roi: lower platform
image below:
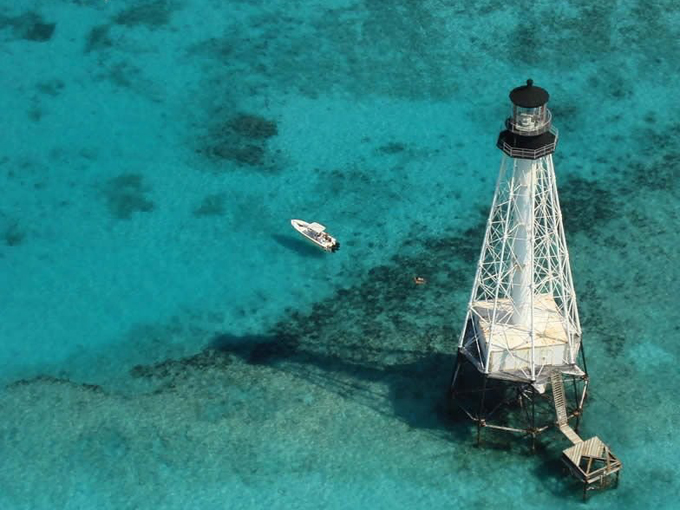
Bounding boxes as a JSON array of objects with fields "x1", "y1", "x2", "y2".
[
  {"x1": 562, "y1": 436, "x2": 622, "y2": 499},
  {"x1": 471, "y1": 294, "x2": 575, "y2": 375}
]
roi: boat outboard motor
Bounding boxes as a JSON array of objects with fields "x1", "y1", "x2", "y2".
[{"x1": 332, "y1": 242, "x2": 340, "y2": 252}]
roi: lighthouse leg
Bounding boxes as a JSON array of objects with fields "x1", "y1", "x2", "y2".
[
  {"x1": 530, "y1": 385, "x2": 537, "y2": 453},
  {"x1": 476, "y1": 376, "x2": 488, "y2": 446},
  {"x1": 571, "y1": 376, "x2": 582, "y2": 433},
  {"x1": 449, "y1": 350, "x2": 463, "y2": 395}
]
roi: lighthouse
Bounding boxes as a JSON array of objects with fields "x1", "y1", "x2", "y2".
[{"x1": 449, "y1": 80, "x2": 622, "y2": 498}]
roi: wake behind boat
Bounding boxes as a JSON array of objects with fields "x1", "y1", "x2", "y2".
[{"x1": 291, "y1": 219, "x2": 340, "y2": 252}]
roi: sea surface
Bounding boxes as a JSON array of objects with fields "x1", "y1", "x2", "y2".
[{"x1": 1, "y1": 1, "x2": 678, "y2": 509}]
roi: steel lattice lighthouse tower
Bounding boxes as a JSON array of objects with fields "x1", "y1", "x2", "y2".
[
  {"x1": 449, "y1": 80, "x2": 622, "y2": 497},
  {"x1": 452, "y1": 79, "x2": 582, "y2": 389}
]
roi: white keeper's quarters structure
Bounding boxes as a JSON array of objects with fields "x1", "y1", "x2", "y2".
[{"x1": 449, "y1": 80, "x2": 621, "y2": 499}]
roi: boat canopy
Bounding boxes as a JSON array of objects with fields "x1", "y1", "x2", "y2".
[{"x1": 308, "y1": 222, "x2": 326, "y2": 232}]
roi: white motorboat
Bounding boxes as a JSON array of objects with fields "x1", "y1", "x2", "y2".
[{"x1": 291, "y1": 219, "x2": 340, "y2": 252}]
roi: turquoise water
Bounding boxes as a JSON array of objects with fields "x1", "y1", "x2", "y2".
[{"x1": 1, "y1": 0, "x2": 678, "y2": 508}]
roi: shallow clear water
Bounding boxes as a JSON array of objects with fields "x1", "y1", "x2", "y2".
[{"x1": 1, "y1": 0, "x2": 678, "y2": 508}]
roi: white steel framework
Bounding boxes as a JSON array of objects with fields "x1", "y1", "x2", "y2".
[{"x1": 458, "y1": 152, "x2": 582, "y2": 383}]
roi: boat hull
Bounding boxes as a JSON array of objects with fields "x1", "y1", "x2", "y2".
[{"x1": 291, "y1": 219, "x2": 339, "y2": 252}]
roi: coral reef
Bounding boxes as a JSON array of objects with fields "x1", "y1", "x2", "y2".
[
  {"x1": 228, "y1": 114, "x2": 278, "y2": 140},
  {"x1": 0, "y1": 12, "x2": 55, "y2": 42},
  {"x1": 84, "y1": 24, "x2": 112, "y2": 53},
  {"x1": 102, "y1": 173, "x2": 155, "y2": 220},
  {"x1": 2, "y1": 221, "x2": 24, "y2": 247},
  {"x1": 113, "y1": 0, "x2": 174, "y2": 29},
  {"x1": 196, "y1": 112, "x2": 279, "y2": 170},
  {"x1": 193, "y1": 194, "x2": 227, "y2": 217}
]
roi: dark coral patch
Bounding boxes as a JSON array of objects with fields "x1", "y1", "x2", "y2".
[
  {"x1": 228, "y1": 114, "x2": 278, "y2": 140},
  {"x1": 186, "y1": 2, "x2": 463, "y2": 103},
  {"x1": 103, "y1": 173, "x2": 155, "y2": 220},
  {"x1": 378, "y1": 142, "x2": 407, "y2": 154},
  {"x1": 85, "y1": 24, "x2": 113, "y2": 53},
  {"x1": 35, "y1": 79, "x2": 65, "y2": 96},
  {"x1": 185, "y1": 36, "x2": 233, "y2": 59},
  {"x1": 21, "y1": 20, "x2": 55, "y2": 42},
  {"x1": 27, "y1": 103, "x2": 44, "y2": 122},
  {"x1": 105, "y1": 62, "x2": 142, "y2": 90},
  {"x1": 548, "y1": 102, "x2": 579, "y2": 129},
  {"x1": 193, "y1": 193, "x2": 227, "y2": 217},
  {"x1": 0, "y1": 12, "x2": 56, "y2": 42},
  {"x1": 506, "y1": 3, "x2": 616, "y2": 69},
  {"x1": 114, "y1": 0, "x2": 173, "y2": 28},
  {"x1": 3, "y1": 221, "x2": 25, "y2": 247},
  {"x1": 196, "y1": 113, "x2": 278, "y2": 170},
  {"x1": 626, "y1": 126, "x2": 680, "y2": 193},
  {"x1": 629, "y1": 157, "x2": 677, "y2": 193},
  {"x1": 326, "y1": 167, "x2": 366, "y2": 193},
  {"x1": 16, "y1": 13, "x2": 55, "y2": 41},
  {"x1": 423, "y1": 211, "x2": 486, "y2": 266},
  {"x1": 559, "y1": 175, "x2": 618, "y2": 235},
  {"x1": 202, "y1": 144, "x2": 266, "y2": 167}
]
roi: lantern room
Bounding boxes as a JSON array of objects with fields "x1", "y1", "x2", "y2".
[
  {"x1": 497, "y1": 79, "x2": 557, "y2": 160},
  {"x1": 506, "y1": 79, "x2": 552, "y2": 136}
]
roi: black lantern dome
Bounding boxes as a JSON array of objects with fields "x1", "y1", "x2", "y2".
[{"x1": 509, "y1": 79, "x2": 549, "y2": 108}]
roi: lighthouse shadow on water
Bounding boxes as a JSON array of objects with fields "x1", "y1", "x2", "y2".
[{"x1": 209, "y1": 330, "x2": 458, "y2": 436}]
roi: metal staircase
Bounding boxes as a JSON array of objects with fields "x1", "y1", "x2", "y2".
[{"x1": 551, "y1": 371, "x2": 581, "y2": 444}]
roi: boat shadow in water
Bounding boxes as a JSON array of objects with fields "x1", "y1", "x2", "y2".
[{"x1": 271, "y1": 234, "x2": 326, "y2": 258}]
